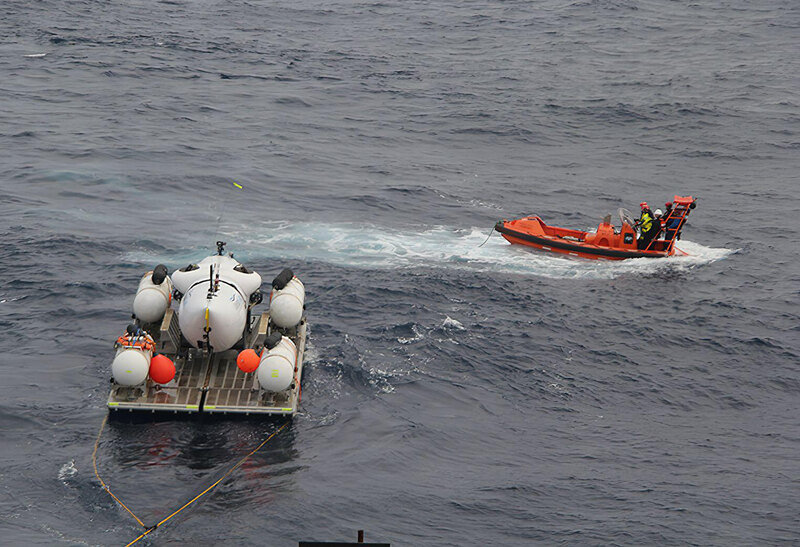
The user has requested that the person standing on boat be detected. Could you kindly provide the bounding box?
[654,208,664,237]
[636,202,659,249]
[662,201,681,241]
[663,201,673,221]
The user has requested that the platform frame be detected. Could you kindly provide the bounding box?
[107,310,307,415]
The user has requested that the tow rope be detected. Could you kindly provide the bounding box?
[478,223,496,248]
[92,414,289,546]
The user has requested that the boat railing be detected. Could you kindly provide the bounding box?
[644,198,695,253]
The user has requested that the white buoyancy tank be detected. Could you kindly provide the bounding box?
[257,336,297,392]
[178,281,247,351]
[132,268,173,323]
[270,277,305,328]
[111,347,152,386]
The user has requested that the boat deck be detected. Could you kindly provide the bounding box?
[107,310,307,415]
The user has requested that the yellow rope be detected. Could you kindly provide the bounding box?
[125,528,153,547]
[93,414,289,546]
[92,414,147,529]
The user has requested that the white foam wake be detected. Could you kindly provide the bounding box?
[125,222,736,280]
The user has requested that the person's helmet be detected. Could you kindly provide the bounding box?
[655,208,663,217]
[640,201,648,209]
[666,201,673,208]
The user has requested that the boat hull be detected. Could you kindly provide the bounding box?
[495,220,682,260]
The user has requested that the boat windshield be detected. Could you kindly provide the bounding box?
[618,208,637,230]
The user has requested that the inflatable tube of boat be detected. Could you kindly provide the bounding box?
[133,267,173,323]
[257,336,296,392]
[269,276,305,328]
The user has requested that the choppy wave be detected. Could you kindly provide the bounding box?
[5,0,796,543]
[58,460,77,483]
[125,222,735,280]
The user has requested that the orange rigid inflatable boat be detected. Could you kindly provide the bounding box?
[495,196,697,260]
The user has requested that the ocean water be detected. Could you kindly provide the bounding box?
[1,0,798,545]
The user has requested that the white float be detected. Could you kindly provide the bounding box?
[270,277,305,328]
[257,336,297,392]
[111,346,152,386]
[132,268,173,323]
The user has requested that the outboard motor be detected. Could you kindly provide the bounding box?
[132,264,173,323]
[171,253,261,352]
[257,332,297,392]
[269,268,305,328]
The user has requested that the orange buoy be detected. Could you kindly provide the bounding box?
[237,348,260,373]
[149,354,176,384]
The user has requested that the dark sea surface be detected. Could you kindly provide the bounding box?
[1,0,798,545]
